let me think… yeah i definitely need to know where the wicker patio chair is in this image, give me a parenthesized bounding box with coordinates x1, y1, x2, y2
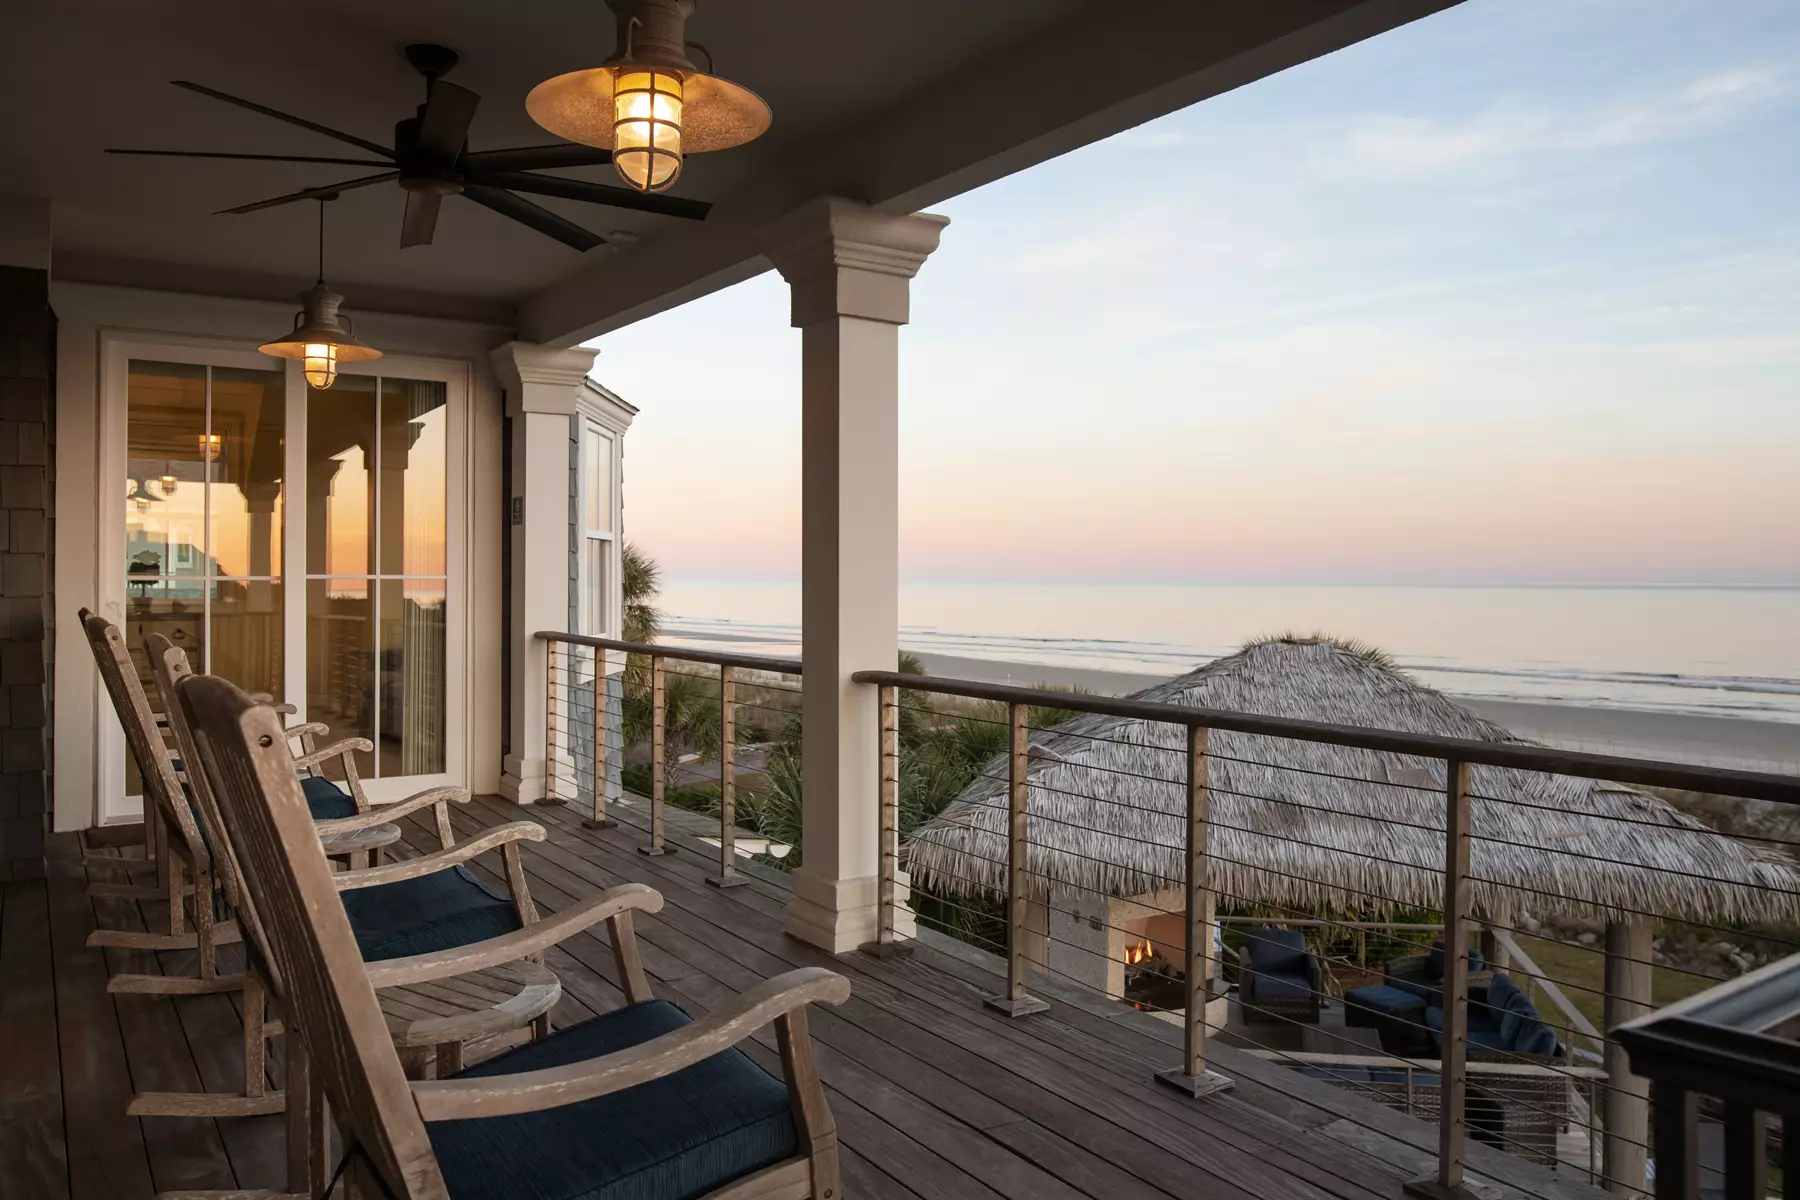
(180, 669, 850, 1200)
(1240, 928, 1323, 1025)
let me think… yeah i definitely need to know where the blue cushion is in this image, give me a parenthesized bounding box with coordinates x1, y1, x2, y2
(1246, 972, 1312, 1002)
(341, 867, 521, 961)
(301, 775, 358, 820)
(1425, 941, 1445, 980)
(1345, 985, 1424, 1017)
(430, 999, 798, 1200)
(1245, 929, 1308, 974)
(1423, 1005, 1445, 1032)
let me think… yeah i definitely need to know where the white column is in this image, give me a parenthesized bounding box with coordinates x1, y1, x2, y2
(761, 198, 948, 952)
(491, 341, 598, 803)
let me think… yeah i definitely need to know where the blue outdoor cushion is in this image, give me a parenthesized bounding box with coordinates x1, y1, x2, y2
(1345, 984, 1424, 1017)
(1246, 929, 1309, 974)
(341, 867, 521, 961)
(301, 775, 359, 820)
(1246, 972, 1312, 1002)
(430, 999, 798, 1200)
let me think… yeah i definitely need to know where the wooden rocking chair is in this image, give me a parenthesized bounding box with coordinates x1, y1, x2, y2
(181, 672, 850, 1200)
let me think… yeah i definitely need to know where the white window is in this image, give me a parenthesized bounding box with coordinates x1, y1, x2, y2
(577, 417, 615, 637)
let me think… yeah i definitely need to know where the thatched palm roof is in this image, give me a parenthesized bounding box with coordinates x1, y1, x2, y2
(906, 638, 1800, 922)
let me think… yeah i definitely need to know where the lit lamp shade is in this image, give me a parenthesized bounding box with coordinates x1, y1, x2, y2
(526, 63, 768, 193)
(259, 283, 381, 389)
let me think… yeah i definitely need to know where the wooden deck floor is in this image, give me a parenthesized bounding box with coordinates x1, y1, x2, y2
(3, 794, 1611, 1200)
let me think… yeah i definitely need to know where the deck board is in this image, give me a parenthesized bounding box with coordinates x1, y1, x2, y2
(15, 799, 1613, 1200)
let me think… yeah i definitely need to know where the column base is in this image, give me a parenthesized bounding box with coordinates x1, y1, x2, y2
(499, 754, 546, 804)
(582, 817, 619, 830)
(1154, 1067, 1234, 1098)
(983, 994, 1050, 1017)
(705, 873, 748, 889)
(1403, 1177, 1499, 1200)
(636, 844, 672, 857)
(783, 869, 880, 954)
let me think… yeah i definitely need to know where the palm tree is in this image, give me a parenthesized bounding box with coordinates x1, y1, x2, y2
(622, 540, 662, 645)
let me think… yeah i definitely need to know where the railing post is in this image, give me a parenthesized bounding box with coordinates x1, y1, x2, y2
(638, 655, 670, 856)
(860, 685, 910, 959)
(1651, 1084, 1698, 1200)
(706, 665, 745, 888)
(985, 701, 1048, 1017)
(585, 646, 616, 829)
(1407, 759, 1475, 1200)
(1157, 723, 1232, 1097)
(544, 638, 561, 804)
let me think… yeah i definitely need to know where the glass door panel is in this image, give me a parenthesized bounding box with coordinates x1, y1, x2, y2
(305, 577, 374, 781)
(125, 359, 284, 794)
(304, 375, 448, 781)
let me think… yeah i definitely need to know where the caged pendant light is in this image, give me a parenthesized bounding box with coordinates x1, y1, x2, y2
(526, 0, 770, 193)
(259, 197, 381, 388)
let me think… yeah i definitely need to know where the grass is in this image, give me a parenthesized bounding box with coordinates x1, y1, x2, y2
(1510, 934, 1720, 1039)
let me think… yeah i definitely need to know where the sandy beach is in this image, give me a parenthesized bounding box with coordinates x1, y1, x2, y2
(912, 652, 1800, 775)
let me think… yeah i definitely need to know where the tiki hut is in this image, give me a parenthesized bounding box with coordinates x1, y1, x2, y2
(907, 637, 1800, 995)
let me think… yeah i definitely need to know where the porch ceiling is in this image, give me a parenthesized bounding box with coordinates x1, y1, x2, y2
(6, 0, 1460, 332)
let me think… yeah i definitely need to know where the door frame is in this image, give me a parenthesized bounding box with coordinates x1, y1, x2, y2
(97, 332, 474, 819)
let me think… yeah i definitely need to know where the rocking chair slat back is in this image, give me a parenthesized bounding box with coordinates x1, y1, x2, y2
(177, 672, 448, 1198)
(80, 610, 205, 856)
(145, 636, 256, 928)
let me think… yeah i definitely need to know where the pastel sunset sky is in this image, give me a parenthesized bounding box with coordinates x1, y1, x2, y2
(592, 0, 1800, 586)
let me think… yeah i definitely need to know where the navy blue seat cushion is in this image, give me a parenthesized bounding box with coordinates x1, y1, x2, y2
(1345, 984, 1425, 1017)
(301, 775, 358, 820)
(341, 867, 521, 961)
(1245, 929, 1309, 975)
(1246, 972, 1312, 1002)
(430, 998, 798, 1200)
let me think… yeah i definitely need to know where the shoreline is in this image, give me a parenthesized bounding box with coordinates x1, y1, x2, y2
(911, 652, 1800, 775)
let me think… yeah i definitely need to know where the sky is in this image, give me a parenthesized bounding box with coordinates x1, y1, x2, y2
(591, 0, 1800, 586)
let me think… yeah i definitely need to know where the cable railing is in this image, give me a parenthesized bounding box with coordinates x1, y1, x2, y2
(538, 631, 801, 888)
(851, 666, 1800, 1200)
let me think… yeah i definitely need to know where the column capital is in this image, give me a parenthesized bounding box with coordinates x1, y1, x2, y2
(759, 197, 949, 328)
(490, 341, 600, 417)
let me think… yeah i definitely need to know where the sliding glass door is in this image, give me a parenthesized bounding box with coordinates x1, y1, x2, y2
(112, 343, 464, 816)
(122, 360, 286, 795)
(303, 374, 448, 783)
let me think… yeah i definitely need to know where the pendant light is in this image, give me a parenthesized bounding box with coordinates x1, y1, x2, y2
(526, 0, 770, 194)
(259, 197, 381, 388)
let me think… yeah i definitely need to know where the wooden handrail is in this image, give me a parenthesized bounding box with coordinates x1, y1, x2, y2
(851, 668, 1800, 804)
(537, 631, 802, 676)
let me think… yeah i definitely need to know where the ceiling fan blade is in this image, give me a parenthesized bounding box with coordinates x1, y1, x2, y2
(458, 143, 613, 172)
(467, 170, 710, 220)
(461, 185, 604, 251)
(416, 81, 480, 162)
(217, 171, 399, 215)
(171, 81, 396, 159)
(400, 190, 443, 248)
(108, 148, 395, 167)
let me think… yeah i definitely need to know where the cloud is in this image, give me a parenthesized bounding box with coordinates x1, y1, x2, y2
(1341, 66, 1786, 178)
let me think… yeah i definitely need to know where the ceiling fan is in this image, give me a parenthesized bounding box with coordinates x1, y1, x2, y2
(107, 43, 711, 251)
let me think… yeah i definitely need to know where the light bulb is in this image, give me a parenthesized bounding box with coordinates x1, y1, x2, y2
(303, 342, 339, 389)
(612, 69, 683, 192)
(159, 474, 179, 497)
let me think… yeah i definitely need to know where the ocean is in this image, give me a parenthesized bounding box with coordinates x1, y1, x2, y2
(655, 581, 1800, 724)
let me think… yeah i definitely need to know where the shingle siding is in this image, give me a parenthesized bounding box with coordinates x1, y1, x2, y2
(0, 266, 52, 881)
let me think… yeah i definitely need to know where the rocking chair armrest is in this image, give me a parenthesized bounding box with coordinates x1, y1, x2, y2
(365, 884, 665, 989)
(284, 721, 331, 741)
(330, 822, 545, 891)
(410, 967, 851, 1121)
(293, 738, 374, 771)
(314, 787, 468, 835)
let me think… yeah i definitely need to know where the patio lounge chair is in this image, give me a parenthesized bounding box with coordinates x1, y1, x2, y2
(180, 669, 851, 1200)
(1239, 928, 1323, 1025)
(1384, 939, 1487, 1006)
